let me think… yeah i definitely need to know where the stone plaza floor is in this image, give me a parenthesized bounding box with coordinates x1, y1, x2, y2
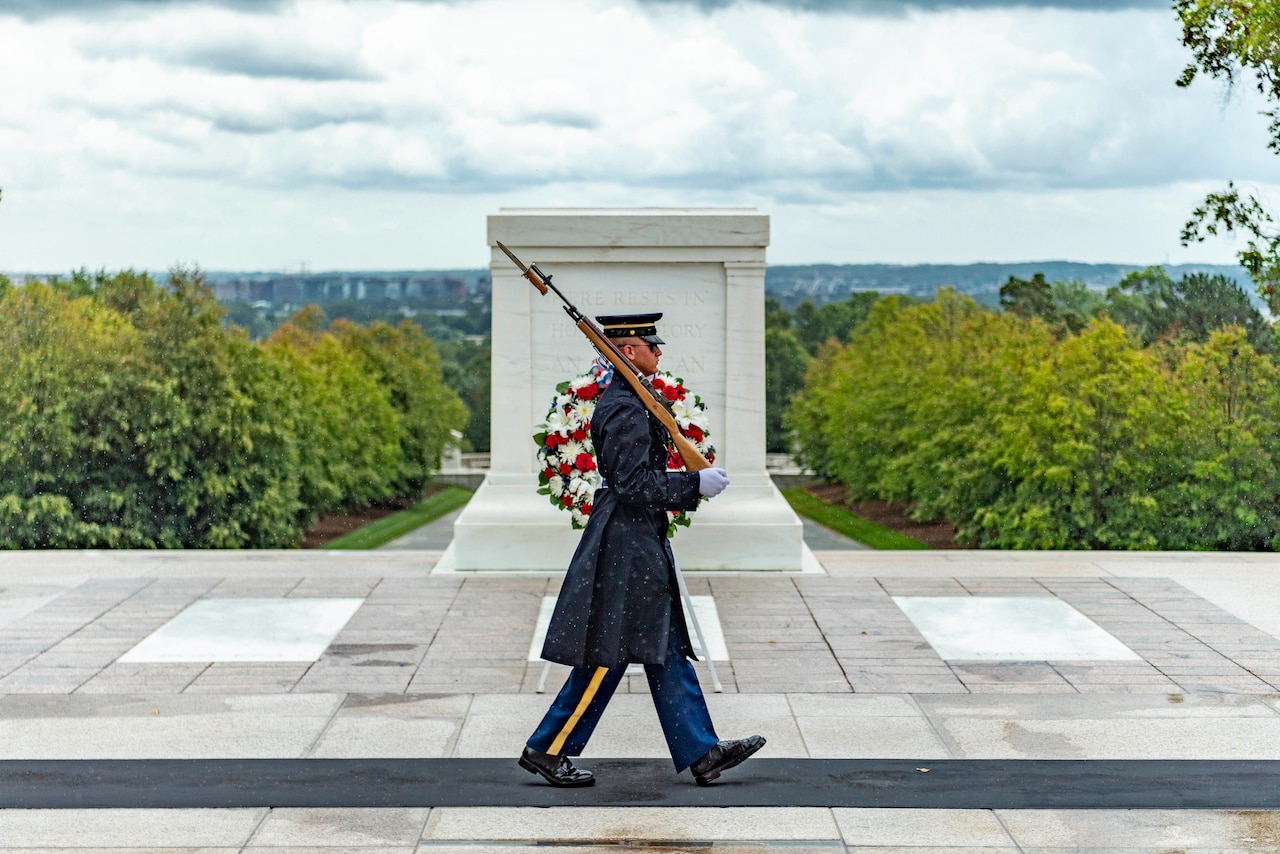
(1, 535, 1280, 850)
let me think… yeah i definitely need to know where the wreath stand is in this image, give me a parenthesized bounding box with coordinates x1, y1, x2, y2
(535, 552, 724, 693)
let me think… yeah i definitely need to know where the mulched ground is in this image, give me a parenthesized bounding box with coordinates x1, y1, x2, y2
(297, 499, 417, 549)
(805, 483, 974, 549)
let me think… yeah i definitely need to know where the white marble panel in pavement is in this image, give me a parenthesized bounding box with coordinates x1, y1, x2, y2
(893, 596, 1139, 662)
(120, 598, 364, 663)
(528, 595, 728, 661)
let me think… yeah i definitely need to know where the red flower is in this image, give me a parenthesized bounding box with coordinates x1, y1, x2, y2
(662, 385, 678, 401)
(582, 504, 592, 515)
(545, 433, 562, 448)
(573, 428, 586, 441)
(651, 377, 665, 389)
(574, 452, 596, 472)
(685, 424, 703, 442)
(561, 494, 573, 507)
(575, 382, 599, 399)
(559, 462, 572, 476)
(543, 466, 555, 479)
(667, 449, 682, 469)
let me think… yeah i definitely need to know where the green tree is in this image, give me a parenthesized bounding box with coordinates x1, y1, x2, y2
(792, 291, 880, 355)
(222, 300, 274, 340)
(787, 296, 909, 488)
(1050, 280, 1108, 335)
(1176, 0, 1280, 309)
(437, 337, 491, 452)
(1104, 266, 1173, 343)
(764, 326, 810, 453)
(264, 309, 403, 516)
(879, 295, 1053, 531)
(329, 318, 466, 496)
(0, 271, 306, 548)
(1106, 266, 1272, 351)
(787, 289, 1052, 528)
(0, 284, 152, 547)
(1165, 326, 1280, 549)
(979, 318, 1184, 549)
(1001, 273, 1106, 335)
(97, 267, 306, 547)
(1000, 273, 1054, 320)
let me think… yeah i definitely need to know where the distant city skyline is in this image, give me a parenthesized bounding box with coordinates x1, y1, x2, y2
(2, 0, 1278, 272)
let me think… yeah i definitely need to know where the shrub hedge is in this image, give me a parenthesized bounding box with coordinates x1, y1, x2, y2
(0, 270, 465, 548)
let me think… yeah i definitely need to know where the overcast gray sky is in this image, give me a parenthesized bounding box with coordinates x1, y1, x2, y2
(0, 0, 1275, 271)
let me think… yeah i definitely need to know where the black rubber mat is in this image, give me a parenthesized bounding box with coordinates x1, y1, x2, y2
(4, 758, 1280, 808)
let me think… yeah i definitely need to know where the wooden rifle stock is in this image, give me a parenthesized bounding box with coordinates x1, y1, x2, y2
(497, 241, 712, 472)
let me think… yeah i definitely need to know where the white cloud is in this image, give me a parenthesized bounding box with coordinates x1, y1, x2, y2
(0, 0, 1275, 269)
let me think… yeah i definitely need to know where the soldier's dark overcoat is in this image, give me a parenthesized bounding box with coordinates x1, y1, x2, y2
(540, 377, 702, 669)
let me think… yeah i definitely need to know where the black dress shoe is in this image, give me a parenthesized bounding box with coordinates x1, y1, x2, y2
(519, 745, 595, 788)
(690, 735, 766, 786)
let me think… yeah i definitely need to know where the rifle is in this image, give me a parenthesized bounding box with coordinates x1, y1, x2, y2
(496, 240, 712, 472)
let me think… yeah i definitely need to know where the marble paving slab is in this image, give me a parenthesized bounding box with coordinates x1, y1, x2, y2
(119, 598, 365, 663)
(893, 596, 1139, 661)
(0, 588, 65, 631)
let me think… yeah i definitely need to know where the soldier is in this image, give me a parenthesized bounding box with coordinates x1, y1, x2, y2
(519, 312, 765, 788)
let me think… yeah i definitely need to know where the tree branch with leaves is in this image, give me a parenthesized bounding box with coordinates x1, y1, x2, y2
(1175, 0, 1280, 311)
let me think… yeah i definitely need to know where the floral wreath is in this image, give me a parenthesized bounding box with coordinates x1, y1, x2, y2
(534, 355, 715, 537)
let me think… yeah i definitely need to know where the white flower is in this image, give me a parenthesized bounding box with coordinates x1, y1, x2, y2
(537, 366, 712, 535)
(545, 409, 570, 434)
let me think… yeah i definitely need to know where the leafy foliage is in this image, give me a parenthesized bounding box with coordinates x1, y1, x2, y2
(999, 274, 1107, 335)
(1106, 267, 1272, 352)
(979, 319, 1182, 549)
(221, 296, 492, 451)
(763, 293, 883, 453)
(789, 284, 1280, 551)
(1175, 0, 1280, 310)
(0, 270, 465, 549)
(437, 337, 491, 452)
(764, 326, 810, 453)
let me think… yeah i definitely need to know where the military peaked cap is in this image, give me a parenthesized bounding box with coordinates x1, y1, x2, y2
(596, 313, 665, 344)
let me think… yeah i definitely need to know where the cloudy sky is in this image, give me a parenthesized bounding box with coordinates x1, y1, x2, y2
(1, 0, 1277, 272)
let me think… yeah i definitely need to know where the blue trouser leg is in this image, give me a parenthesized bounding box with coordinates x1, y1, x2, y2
(527, 663, 626, 757)
(527, 621, 720, 771)
(645, 625, 720, 771)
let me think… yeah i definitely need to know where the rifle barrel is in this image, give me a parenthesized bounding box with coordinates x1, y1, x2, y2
(496, 242, 711, 471)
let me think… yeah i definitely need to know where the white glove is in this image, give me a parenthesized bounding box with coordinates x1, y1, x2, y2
(698, 467, 730, 498)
